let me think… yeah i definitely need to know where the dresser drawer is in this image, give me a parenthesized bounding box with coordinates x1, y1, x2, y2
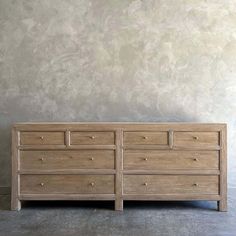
(70, 132, 115, 145)
(20, 132, 65, 145)
(124, 150, 219, 170)
(174, 132, 219, 148)
(20, 175, 115, 194)
(124, 175, 219, 195)
(20, 150, 115, 170)
(124, 132, 169, 145)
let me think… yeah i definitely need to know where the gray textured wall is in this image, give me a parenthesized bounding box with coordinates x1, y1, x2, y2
(0, 0, 236, 188)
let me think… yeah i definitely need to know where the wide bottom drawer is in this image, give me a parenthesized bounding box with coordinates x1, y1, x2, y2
(20, 175, 115, 194)
(124, 175, 219, 195)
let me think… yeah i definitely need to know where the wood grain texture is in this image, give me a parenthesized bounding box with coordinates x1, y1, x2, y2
(19, 194, 115, 200)
(11, 128, 21, 210)
(174, 131, 219, 148)
(20, 150, 115, 170)
(124, 131, 168, 145)
(18, 145, 116, 150)
(124, 175, 219, 195)
(20, 132, 65, 145)
(19, 169, 116, 175)
(13, 123, 226, 131)
(218, 125, 227, 211)
(115, 129, 123, 211)
(20, 175, 115, 194)
(123, 170, 220, 175)
(123, 195, 221, 201)
(65, 130, 71, 147)
(12, 122, 227, 211)
(124, 150, 219, 170)
(70, 131, 115, 145)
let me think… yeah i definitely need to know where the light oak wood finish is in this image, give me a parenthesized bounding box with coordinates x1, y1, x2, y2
(20, 150, 115, 170)
(124, 131, 169, 145)
(11, 122, 227, 211)
(174, 131, 219, 148)
(20, 175, 115, 194)
(19, 169, 116, 175)
(19, 194, 115, 200)
(20, 132, 65, 145)
(18, 144, 116, 150)
(123, 169, 220, 175)
(70, 131, 115, 145)
(124, 175, 219, 195)
(123, 195, 221, 201)
(218, 128, 227, 211)
(124, 150, 219, 170)
(11, 127, 21, 210)
(115, 129, 123, 211)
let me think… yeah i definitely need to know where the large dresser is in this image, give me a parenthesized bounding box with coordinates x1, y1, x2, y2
(11, 123, 227, 211)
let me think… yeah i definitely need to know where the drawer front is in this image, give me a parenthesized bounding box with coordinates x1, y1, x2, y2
(174, 132, 219, 148)
(124, 150, 219, 170)
(20, 150, 115, 170)
(124, 175, 219, 195)
(70, 132, 115, 145)
(124, 132, 169, 145)
(20, 175, 114, 194)
(20, 132, 65, 145)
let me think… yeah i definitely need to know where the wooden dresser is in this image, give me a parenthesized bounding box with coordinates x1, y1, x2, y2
(11, 123, 227, 211)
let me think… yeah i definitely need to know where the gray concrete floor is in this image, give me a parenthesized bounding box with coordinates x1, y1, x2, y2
(0, 189, 235, 236)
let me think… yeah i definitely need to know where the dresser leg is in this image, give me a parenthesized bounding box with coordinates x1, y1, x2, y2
(11, 198, 21, 211)
(217, 200, 227, 212)
(115, 199, 123, 211)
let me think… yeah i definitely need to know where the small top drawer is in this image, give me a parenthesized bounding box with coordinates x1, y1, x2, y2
(174, 132, 219, 148)
(70, 132, 115, 145)
(20, 132, 65, 145)
(124, 132, 169, 145)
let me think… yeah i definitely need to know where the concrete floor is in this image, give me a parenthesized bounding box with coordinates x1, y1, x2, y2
(0, 189, 235, 236)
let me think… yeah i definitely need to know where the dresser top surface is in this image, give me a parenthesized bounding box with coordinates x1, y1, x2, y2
(13, 122, 227, 131)
(13, 122, 226, 125)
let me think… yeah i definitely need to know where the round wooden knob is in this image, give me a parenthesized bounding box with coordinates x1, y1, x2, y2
(143, 136, 148, 140)
(40, 183, 44, 187)
(40, 136, 44, 140)
(193, 183, 198, 187)
(90, 182, 95, 186)
(90, 157, 94, 161)
(144, 183, 148, 186)
(90, 136, 95, 139)
(39, 157, 44, 162)
(193, 136, 199, 140)
(143, 158, 148, 161)
(193, 158, 198, 162)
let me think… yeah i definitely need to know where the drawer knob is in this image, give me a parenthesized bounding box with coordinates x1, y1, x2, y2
(90, 182, 95, 187)
(143, 183, 148, 186)
(39, 157, 44, 162)
(90, 157, 94, 161)
(40, 183, 44, 187)
(143, 158, 148, 161)
(40, 136, 44, 140)
(193, 183, 199, 187)
(193, 158, 198, 162)
(90, 136, 95, 139)
(193, 136, 199, 140)
(143, 136, 148, 140)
